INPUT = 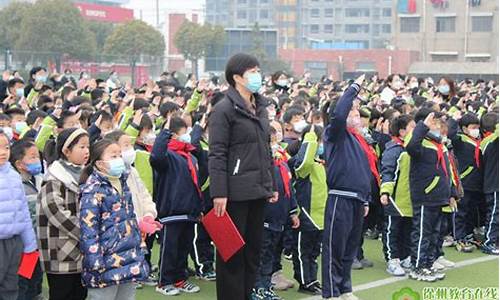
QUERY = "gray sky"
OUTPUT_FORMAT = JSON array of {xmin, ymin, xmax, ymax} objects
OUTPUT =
[{"xmin": 125, "ymin": 0, "xmax": 204, "ymax": 26}]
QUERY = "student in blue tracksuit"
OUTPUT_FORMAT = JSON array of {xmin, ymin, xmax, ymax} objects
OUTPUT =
[
  {"xmin": 321, "ymin": 75, "xmax": 372, "ymax": 300},
  {"xmin": 291, "ymin": 124, "xmax": 327, "ymax": 296},
  {"xmin": 150, "ymin": 116, "xmax": 203, "ymax": 296},
  {"xmin": 379, "ymin": 114, "xmax": 416, "ymax": 276},
  {"xmin": 479, "ymin": 112, "xmax": 499, "ymax": 255},
  {"xmin": 189, "ymin": 115, "xmax": 216, "ymax": 280},
  {"xmin": 406, "ymin": 109, "xmax": 458, "ymax": 282},
  {"xmin": 252, "ymin": 125, "xmax": 300, "ymax": 300},
  {"xmin": 448, "ymin": 112, "xmax": 484, "ymax": 253}
]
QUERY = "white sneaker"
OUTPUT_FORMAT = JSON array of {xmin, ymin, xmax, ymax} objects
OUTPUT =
[
  {"xmin": 432, "ymin": 260, "xmax": 446, "ymax": 271},
  {"xmin": 386, "ymin": 259, "xmax": 406, "ymax": 276},
  {"xmin": 400, "ymin": 256, "xmax": 412, "ymax": 271},
  {"xmin": 156, "ymin": 285, "xmax": 180, "ymax": 296},
  {"xmin": 340, "ymin": 292, "xmax": 360, "ymax": 300},
  {"xmin": 436, "ymin": 256, "xmax": 455, "ymax": 268}
]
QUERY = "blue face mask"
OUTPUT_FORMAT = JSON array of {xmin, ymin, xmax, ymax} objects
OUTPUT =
[
  {"xmin": 14, "ymin": 122, "xmax": 28, "ymax": 134},
  {"xmin": 178, "ymin": 133, "xmax": 191, "ymax": 144},
  {"xmin": 245, "ymin": 72, "xmax": 262, "ymax": 94},
  {"xmin": 107, "ymin": 158, "xmax": 126, "ymax": 177},
  {"xmin": 438, "ymin": 84, "xmax": 450, "ymax": 95},
  {"xmin": 35, "ymin": 75, "xmax": 47, "ymax": 83},
  {"xmin": 317, "ymin": 144, "xmax": 324, "ymax": 156},
  {"xmin": 16, "ymin": 88, "xmax": 24, "ymax": 98},
  {"xmin": 26, "ymin": 162, "xmax": 42, "ymax": 176},
  {"xmin": 430, "ymin": 130, "xmax": 441, "ymax": 139}
]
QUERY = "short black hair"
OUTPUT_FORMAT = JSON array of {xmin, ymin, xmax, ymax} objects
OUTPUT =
[
  {"xmin": 9, "ymin": 138, "xmax": 37, "ymax": 170},
  {"xmin": 26, "ymin": 110, "xmax": 48, "ymax": 126},
  {"xmin": 138, "ymin": 114, "xmax": 153, "ymax": 131},
  {"xmin": 459, "ymin": 112, "xmax": 480, "ymax": 130},
  {"xmin": 7, "ymin": 78, "xmax": 24, "ymax": 88},
  {"xmin": 481, "ymin": 112, "xmax": 499, "ymax": 133},
  {"xmin": 0, "ymin": 113, "xmax": 11, "ymax": 122},
  {"xmin": 133, "ymin": 98, "xmax": 150, "ymax": 111},
  {"xmin": 159, "ymin": 101, "xmax": 179, "ymax": 118},
  {"xmin": 390, "ymin": 114, "xmax": 414, "ymax": 137},
  {"xmin": 282, "ymin": 107, "xmax": 304, "ymax": 124},
  {"xmin": 169, "ymin": 116, "xmax": 187, "ymax": 135},
  {"xmin": 5, "ymin": 108, "xmax": 25, "ymax": 117},
  {"xmin": 29, "ymin": 66, "xmax": 46, "ymax": 79},
  {"xmin": 225, "ymin": 53, "xmax": 260, "ymax": 87},
  {"xmin": 90, "ymin": 111, "xmax": 113, "ymax": 125},
  {"xmin": 415, "ymin": 107, "xmax": 443, "ymax": 123},
  {"xmin": 57, "ymin": 110, "xmax": 76, "ymax": 128}
]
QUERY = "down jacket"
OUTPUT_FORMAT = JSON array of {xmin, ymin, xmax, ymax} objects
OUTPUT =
[
  {"xmin": 79, "ymin": 171, "xmax": 149, "ymax": 288},
  {"xmin": 0, "ymin": 162, "xmax": 37, "ymax": 252}
]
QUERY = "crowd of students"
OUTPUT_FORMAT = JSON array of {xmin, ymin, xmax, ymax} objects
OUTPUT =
[{"xmin": 0, "ymin": 55, "xmax": 497, "ymax": 300}]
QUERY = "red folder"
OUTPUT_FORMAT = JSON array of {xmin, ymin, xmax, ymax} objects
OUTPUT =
[
  {"xmin": 202, "ymin": 209, "xmax": 245, "ymax": 262},
  {"xmin": 18, "ymin": 251, "xmax": 39, "ymax": 279}
]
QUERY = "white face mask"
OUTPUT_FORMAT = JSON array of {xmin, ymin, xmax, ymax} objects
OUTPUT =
[
  {"xmin": 121, "ymin": 148, "xmax": 136, "ymax": 167},
  {"xmin": 469, "ymin": 128, "xmax": 480, "ymax": 139},
  {"xmin": 293, "ymin": 119, "xmax": 308, "ymax": 133},
  {"xmin": 144, "ymin": 132, "xmax": 156, "ymax": 145}
]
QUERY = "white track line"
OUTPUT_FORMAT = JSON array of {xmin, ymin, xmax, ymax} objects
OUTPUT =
[{"xmin": 302, "ymin": 255, "xmax": 499, "ymax": 300}]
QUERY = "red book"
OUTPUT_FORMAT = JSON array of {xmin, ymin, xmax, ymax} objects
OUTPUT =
[
  {"xmin": 18, "ymin": 251, "xmax": 40, "ymax": 279},
  {"xmin": 202, "ymin": 209, "xmax": 245, "ymax": 262}
]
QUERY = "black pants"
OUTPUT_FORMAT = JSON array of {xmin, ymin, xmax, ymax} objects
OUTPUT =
[
  {"xmin": 144, "ymin": 233, "xmax": 156, "ymax": 270},
  {"xmin": 0, "ymin": 236, "xmax": 23, "ymax": 300},
  {"xmin": 159, "ymin": 221, "xmax": 195, "ymax": 286},
  {"xmin": 216, "ymin": 199, "xmax": 265, "ymax": 300},
  {"xmin": 17, "ymin": 261, "xmax": 43, "ymax": 300},
  {"xmin": 484, "ymin": 192, "xmax": 499, "ymax": 246},
  {"xmin": 255, "ymin": 229, "xmax": 282, "ymax": 289},
  {"xmin": 433, "ymin": 212, "xmax": 452, "ymax": 260},
  {"xmin": 292, "ymin": 229, "xmax": 322, "ymax": 286},
  {"xmin": 46, "ymin": 273, "xmax": 87, "ymax": 300},
  {"xmin": 190, "ymin": 223, "xmax": 215, "ymax": 274},
  {"xmin": 410, "ymin": 205, "xmax": 442, "ymax": 269},
  {"xmin": 321, "ymin": 196, "xmax": 364, "ymax": 299},
  {"xmin": 382, "ymin": 215, "xmax": 413, "ymax": 261},
  {"xmin": 456, "ymin": 190, "xmax": 484, "ymax": 240}
]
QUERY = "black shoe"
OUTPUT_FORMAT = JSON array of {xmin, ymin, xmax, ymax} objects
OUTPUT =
[
  {"xmin": 298, "ymin": 284, "xmax": 322, "ymax": 295},
  {"xmin": 364, "ymin": 229, "xmax": 379, "ymax": 240},
  {"xmin": 352, "ymin": 259, "xmax": 363, "ymax": 270},
  {"xmin": 311, "ymin": 282, "xmax": 322, "ymax": 294},
  {"xmin": 360, "ymin": 258, "xmax": 374, "ymax": 268}
]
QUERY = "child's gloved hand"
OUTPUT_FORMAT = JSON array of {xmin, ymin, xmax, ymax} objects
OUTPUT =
[{"xmin": 138, "ymin": 216, "xmax": 162, "ymax": 235}]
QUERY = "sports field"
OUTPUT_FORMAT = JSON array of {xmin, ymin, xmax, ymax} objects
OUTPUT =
[{"xmin": 42, "ymin": 238, "xmax": 499, "ymax": 300}]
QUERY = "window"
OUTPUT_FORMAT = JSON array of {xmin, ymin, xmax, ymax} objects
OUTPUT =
[
  {"xmin": 260, "ymin": 9, "xmax": 269, "ymax": 19},
  {"xmin": 400, "ymin": 17, "xmax": 420, "ymax": 32},
  {"xmin": 345, "ymin": 40, "xmax": 369, "ymax": 49},
  {"xmin": 311, "ymin": 8, "xmax": 320, "ymax": 18},
  {"xmin": 436, "ymin": 16, "xmax": 455, "ymax": 32},
  {"xmin": 345, "ymin": 8, "xmax": 370, "ymax": 17},
  {"xmin": 382, "ymin": 24, "xmax": 391, "ymax": 33},
  {"xmin": 325, "ymin": 8, "xmax": 333, "ymax": 18},
  {"xmin": 471, "ymin": 16, "xmax": 493, "ymax": 32},
  {"xmin": 237, "ymin": 10, "xmax": 247, "ymax": 19},
  {"xmin": 310, "ymin": 24, "xmax": 319, "ymax": 33},
  {"xmin": 431, "ymin": 54, "xmax": 458, "ymax": 62},
  {"xmin": 345, "ymin": 24, "xmax": 370, "ymax": 33},
  {"xmin": 382, "ymin": 8, "xmax": 391, "ymax": 17},
  {"xmin": 373, "ymin": 24, "xmax": 380, "ymax": 36},
  {"xmin": 324, "ymin": 24, "xmax": 333, "ymax": 33}
]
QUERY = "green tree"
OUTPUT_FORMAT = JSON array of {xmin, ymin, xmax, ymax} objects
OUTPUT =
[
  {"xmin": 15, "ymin": 0, "xmax": 96, "ymax": 70},
  {"xmin": 86, "ymin": 21, "xmax": 114, "ymax": 54},
  {"xmin": 249, "ymin": 22, "xmax": 292, "ymax": 74},
  {"xmin": 104, "ymin": 19, "xmax": 165, "ymax": 84},
  {"xmin": 0, "ymin": 1, "xmax": 32, "ymax": 51},
  {"xmin": 174, "ymin": 21, "xmax": 225, "ymax": 76}
]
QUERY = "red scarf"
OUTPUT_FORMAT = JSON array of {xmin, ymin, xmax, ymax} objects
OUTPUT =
[
  {"xmin": 167, "ymin": 139, "xmax": 201, "ymax": 196},
  {"xmin": 467, "ymin": 135, "xmax": 482, "ymax": 168},
  {"xmin": 430, "ymin": 140, "xmax": 449, "ymax": 179},
  {"xmin": 392, "ymin": 136, "xmax": 404, "ymax": 147},
  {"xmin": 274, "ymin": 149, "xmax": 291, "ymax": 198},
  {"xmin": 348, "ymin": 128, "xmax": 380, "ymax": 186}
]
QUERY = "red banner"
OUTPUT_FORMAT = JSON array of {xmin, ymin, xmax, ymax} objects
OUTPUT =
[{"xmin": 74, "ymin": 2, "xmax": 133, "ymax": 23}]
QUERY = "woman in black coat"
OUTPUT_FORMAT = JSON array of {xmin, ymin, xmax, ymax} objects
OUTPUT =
[{"xmin": 208, "ymin": 53, "xmax": 277, "ymax": 300}]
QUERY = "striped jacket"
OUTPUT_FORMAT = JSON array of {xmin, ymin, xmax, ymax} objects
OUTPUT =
[{"xmin": 37, "ymin": 160, "xmax": 83, "ymax": 274}]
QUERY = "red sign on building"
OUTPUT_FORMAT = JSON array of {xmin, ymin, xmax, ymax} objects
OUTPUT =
[{"xmin": 74, "ymin": 2, "xmax": 133, "ymax": 23}]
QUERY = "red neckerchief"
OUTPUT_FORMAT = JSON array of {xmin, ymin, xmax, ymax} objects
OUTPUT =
[
  {"xmin": 274, "ymin": 148, "xmax": 291, "ymax": 198},
  {"xmin": 167, "ymin": 139, "xmax": 201, "ymax": 196},
  {"xmin": 483, "ymin": 131, "xmax": 492, "ymax": 138},
  {"xmin": 465, "ymin": 134, "xmax": 482, "ymax": 168},
  {"xmin": 136, "ymin": 141, "xmax": 153, "ymax": 153},
  {"xmin": 430, "ymin": 140, "xmax": 449, "ymax": 179},
  {"xmin": 392, "ymin": 136, "xmax": 404, "ymax": 147},
  {"xmin": 448, "ymin": 151, "xmax": 461, "ymax": 189},
  {"xmin": 348, "ymin": 128, "xmax": 380, "ymax": 186}
]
